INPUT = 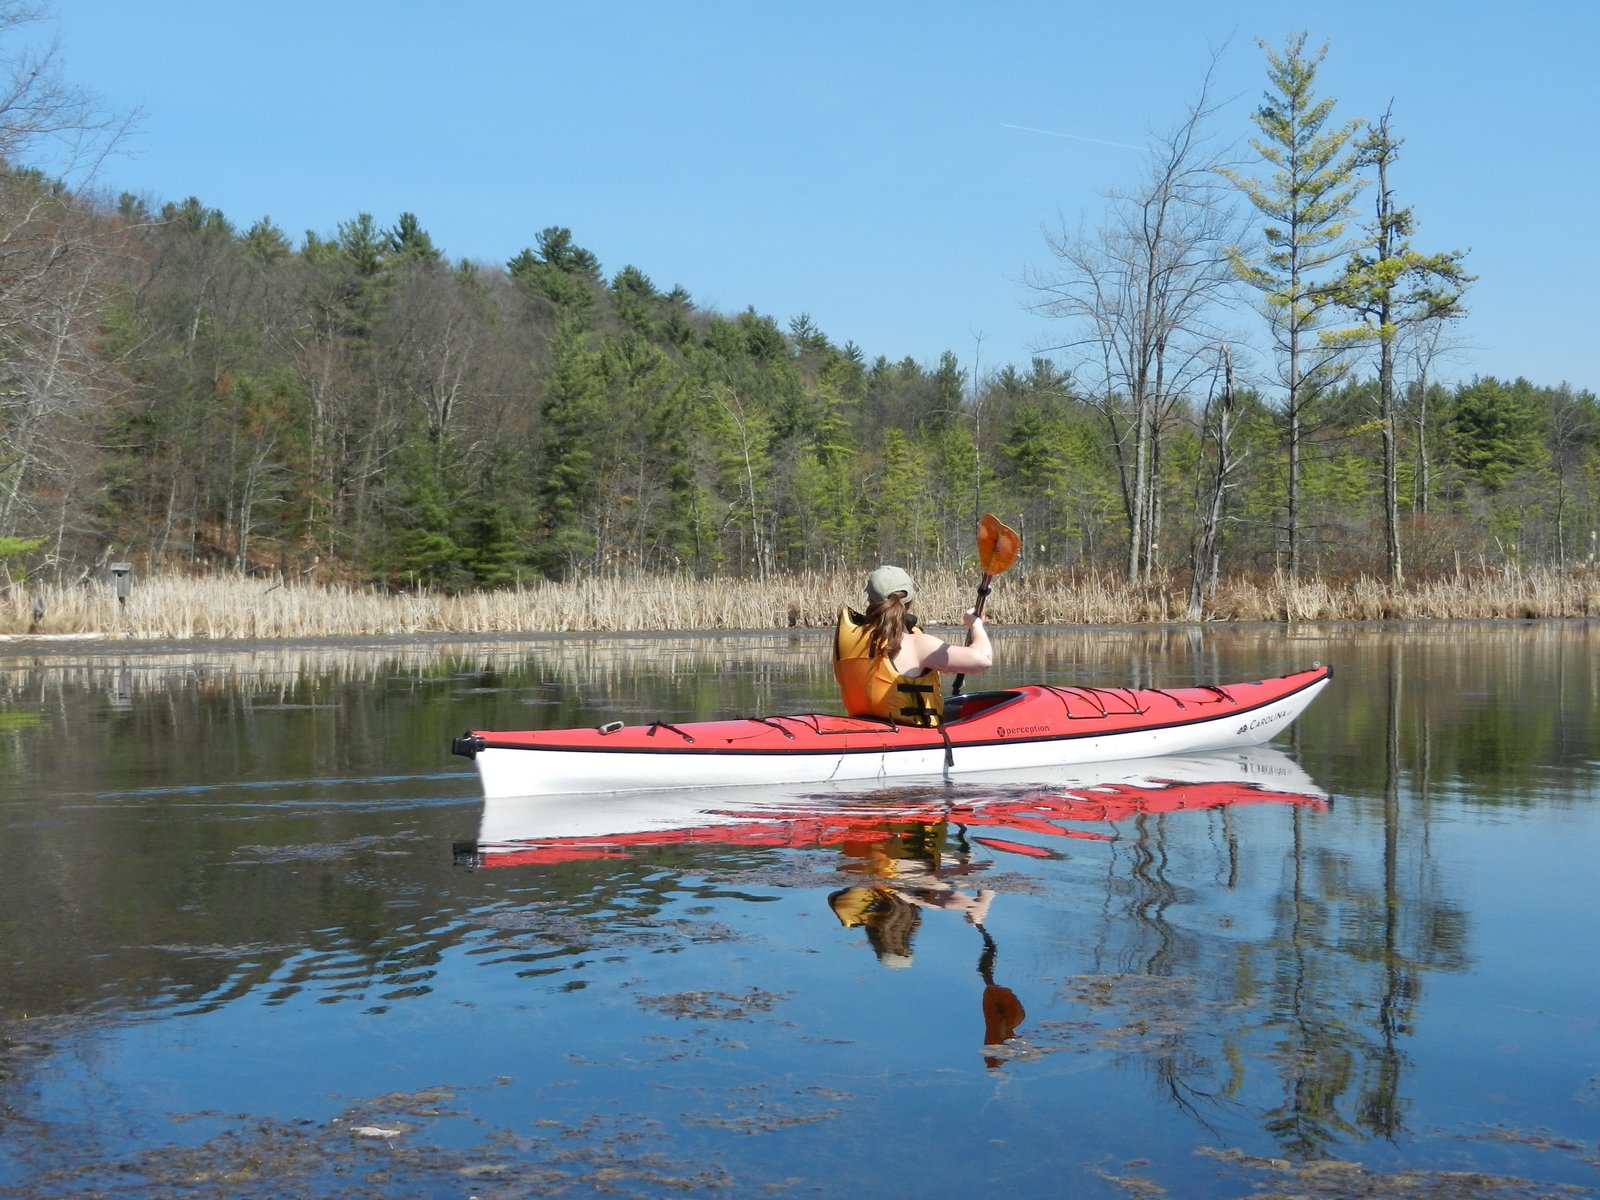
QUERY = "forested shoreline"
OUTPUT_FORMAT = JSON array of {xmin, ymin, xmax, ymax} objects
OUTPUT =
[{"xmin": 1, "ymin": 17, "xmax": 1596, "ymax": 625}]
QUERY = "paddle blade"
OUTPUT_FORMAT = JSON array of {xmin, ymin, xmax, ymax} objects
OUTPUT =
[{"xmin": 977, "ymin": 514, "xmax": 1021, "ymax": 576}]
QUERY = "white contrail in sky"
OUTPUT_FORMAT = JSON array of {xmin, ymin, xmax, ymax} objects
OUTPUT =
[{"xmin": 1000, "ymin": 123, "xmax": 1143, "ymax": 151}]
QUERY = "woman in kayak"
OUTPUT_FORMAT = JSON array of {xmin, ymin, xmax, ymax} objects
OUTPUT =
[{"xmin": 834, "ymin": 564, "xmax": 992, "ymax": 726}]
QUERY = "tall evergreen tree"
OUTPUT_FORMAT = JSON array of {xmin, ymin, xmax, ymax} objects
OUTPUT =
[
  {"xmin": 388, "ymin": 211, "xmax": 442, "ymax": 266},
  {"xmin": 1222, "ymin": 33, "xmax": 1365, "ymax": 578},
  {"xmin": 377, "ymin": 444, "xmax": 467, "ymax": 589},
  {"xmin": 336, "ymin": 212, "xmax": 387, "ymax": 276},
  {"xmin": 1450, "ymin": 377, "xmax": 1546, "ymax": 492},
  {"xmin": 508, "ymin": 227, "xmax": 601, "ymax": 326},
  {"xmin": 534, "ymin": 324, "xmax": 607, "ymax": 578}
]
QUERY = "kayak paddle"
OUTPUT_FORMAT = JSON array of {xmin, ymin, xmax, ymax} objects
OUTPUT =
[{"xmin": 951, "ymin": 513, "xmax": 1020, "ymax": 696}]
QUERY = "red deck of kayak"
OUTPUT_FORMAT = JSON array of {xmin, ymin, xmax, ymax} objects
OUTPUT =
[{"xmin": 465, "ymin": 666, "xmax": 1331, "ymax": 758}]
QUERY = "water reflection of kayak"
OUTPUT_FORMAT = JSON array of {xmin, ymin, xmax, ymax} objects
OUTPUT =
[
  {"xmin": 452, "ymin": 664, "xmax": 1332, "ymax": 799},
  {"xmin": 455, "ymin": 745, "xmax": 1330, "ymax": 868}
]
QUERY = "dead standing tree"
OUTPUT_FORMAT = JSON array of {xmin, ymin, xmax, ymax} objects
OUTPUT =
[
  {"xmin": 1188, "ymin": 344, "xmax": 1247, "ymax": 618},
  {"xmin": 1027, "ymin": 55, "xmax": 1239, "ymax": 583}
]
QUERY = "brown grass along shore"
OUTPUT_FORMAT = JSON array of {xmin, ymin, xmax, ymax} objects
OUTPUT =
[{"xmin": 3, "ymin": 565, "xmax": 1599, "ymax": 640}]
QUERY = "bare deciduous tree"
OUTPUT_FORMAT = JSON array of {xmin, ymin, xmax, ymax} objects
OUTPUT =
[
  {"xmin": 0, "ymin": 3, "xmax": 135, "ymax": 573},
  {"xmin": 1027, "ymin": 52, "xmax": 1240, "ymax": 583},
  {"xmin": 1189, "ymin": 344, "xmax": 1247, "ymax": 617}
]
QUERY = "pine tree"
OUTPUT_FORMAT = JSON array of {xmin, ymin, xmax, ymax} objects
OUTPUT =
[
  {"xmin": 1222, "ymin": 34, "xmax": 1365, "ymax": 578},
  {"xmin": 1328, "ymin": 108, "xmax": 1472, "ymax": 586},
  {"xmin": 535, "ymin": 325, "xmax": 607, "ymax": 578}
]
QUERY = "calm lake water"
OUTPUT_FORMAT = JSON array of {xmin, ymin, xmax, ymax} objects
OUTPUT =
[{"xmin": 1, "ymin": 623, "xmax": 1597, "ymax": 1199}]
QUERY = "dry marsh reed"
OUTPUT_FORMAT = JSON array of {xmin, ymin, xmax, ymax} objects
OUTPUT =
[{"xmin": 2, "ymin": 565, "xmax": 1598, "ymax": 641}]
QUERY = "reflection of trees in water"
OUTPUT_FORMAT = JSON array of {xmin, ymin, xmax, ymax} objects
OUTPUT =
[
  {"xmin": 0, "ymin": 830, "xmax": 759, "ymax": 1027},
  {"xmin": 1097, "ymin": 812, "xmax": 1233, "ymax": 1136},
  {"xmin": 1299, "ymin": 622, "xmax": 1600, "ymax": 802},
  {"xmin": 0, "ymin": 844, "xmax": 780, "ymax": 1137},
  {"xmin": 0, "ymin": 636, "xmax": 829, "ymax": 705},
  {"xmin": 5, "ymin": 626, "xmax": 1587, "ymax": 1152},
  {"xmin": 1090, "ymin": 637, "xmax": 1472, "ymax": 1156},
  {"xmin": 1, "ymin": 637, "xmax": 828, "ymax": 1031}
]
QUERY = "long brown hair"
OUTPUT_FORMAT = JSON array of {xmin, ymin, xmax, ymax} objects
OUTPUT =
[{"xmin": 864, "ymin": 593, "xmax": 911, "ymax": 661}]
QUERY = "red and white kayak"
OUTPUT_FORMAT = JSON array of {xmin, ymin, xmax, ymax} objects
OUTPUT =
[{"xmin": 452, "ymin": 663, "xmax": 1331, "ymax": 799}]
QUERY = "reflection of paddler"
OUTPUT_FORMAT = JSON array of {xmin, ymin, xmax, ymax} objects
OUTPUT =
[
  {"xmin": 829, "ymin": 886, "xmax": 921, "ymax": 968},
  {"xmin": 977, "ymin": 926, "xmax": 1025, "ymax": 1068},
  {"xmin": 838, "ymin": 819, "xmax": 949, "ymax": 878}
]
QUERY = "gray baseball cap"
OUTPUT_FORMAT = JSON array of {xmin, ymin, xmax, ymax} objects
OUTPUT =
[{"xmin": 865, "ymin": 565, "xmax": 915, "ymax": 604}]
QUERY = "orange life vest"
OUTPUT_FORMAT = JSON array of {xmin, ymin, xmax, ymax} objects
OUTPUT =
[{"xmin": 833, "ymin": 606, "xmax": 943, "ymax": 726}]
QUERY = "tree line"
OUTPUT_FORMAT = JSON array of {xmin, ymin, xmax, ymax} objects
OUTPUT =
[{"xmin": 0, "ymin": 19, "xmax": 1596, "ymax": 603}]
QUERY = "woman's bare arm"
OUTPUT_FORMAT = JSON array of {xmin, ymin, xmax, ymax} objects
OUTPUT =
[{"xmin": 914, "ymin": 615, "xmax": 992, "ymax": 675}]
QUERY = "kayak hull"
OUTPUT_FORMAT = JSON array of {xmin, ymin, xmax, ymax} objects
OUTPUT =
[{"xmin": 453, "ymin": 664, "xmax": 1331, "ymax": 799}]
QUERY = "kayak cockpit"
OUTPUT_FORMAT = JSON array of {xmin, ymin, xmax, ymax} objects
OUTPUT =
[{"xmin": 940, "ymin": 688, "xmax": 1025, "ymax": 725}]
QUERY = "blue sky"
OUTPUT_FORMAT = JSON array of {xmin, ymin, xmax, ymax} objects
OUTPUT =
[{"xmin": 38, "ymin": 1, "xmax": 1600, "ymax": 394}]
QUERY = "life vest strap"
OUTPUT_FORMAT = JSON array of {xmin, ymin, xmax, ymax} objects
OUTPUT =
[{"xmin": 896, "ymin": 679, "xmax": 939, "ymax": 726}]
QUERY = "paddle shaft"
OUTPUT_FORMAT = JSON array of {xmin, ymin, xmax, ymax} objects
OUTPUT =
[{"xmin": 949, "ymin": 575, "xmax": 993, "ymax": 696}]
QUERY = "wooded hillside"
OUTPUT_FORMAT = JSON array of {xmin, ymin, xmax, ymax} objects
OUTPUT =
[{"xmin": 1, "ymin": 22, "xmax": 1595, "ymax": 603}]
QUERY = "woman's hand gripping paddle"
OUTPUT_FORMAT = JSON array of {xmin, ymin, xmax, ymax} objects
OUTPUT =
[{"xmin": 951, "ymin": 513, "xmax": 1020, "ymax": 696}]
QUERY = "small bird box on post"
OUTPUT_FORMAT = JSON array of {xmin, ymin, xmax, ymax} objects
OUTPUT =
[{"xmin": 110, "ymin": 562, "xmax": 133, "ymax": 606}]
